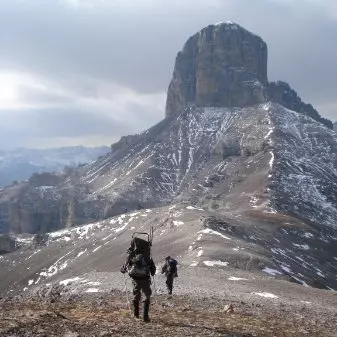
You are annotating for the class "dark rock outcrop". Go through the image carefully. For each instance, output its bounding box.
[165,22,268,117]
[334,122,337,131]
[0,235,16,254]
[268,81,333,129]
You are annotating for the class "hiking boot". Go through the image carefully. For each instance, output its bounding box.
[143,300,150,323]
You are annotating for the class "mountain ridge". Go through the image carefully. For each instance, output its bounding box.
[0,145,110,187]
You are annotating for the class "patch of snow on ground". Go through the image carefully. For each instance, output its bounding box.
[27,249,41,260]
[281,265,292,273]
[28,280,34,285]
[102,234,113,241]
[203,260,229,267]
[264,127,274,139]
[115,223,128,233]
[76,249,87,258]
[60,277,82,286]
[291,276,309,286]
[86,288,100,293]
[85,282,101,286]
[293,243,310,250]
[39,251,73,279]
[196,234,203,241]
[190,261,198,267]
[15,237,33,243]
[48,228,71,239]
[269,151,275,168]
[199,228,231,240]
[253,292,278,299]
[228,277,248,281]
[92,245,102,253]
[173,221,184,227]
[263,267,283,276]
[129,211,140,217]
[197,249,203,257]
[303,232,314,238]
[186,206,204,211]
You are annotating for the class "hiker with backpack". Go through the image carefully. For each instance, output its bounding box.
[121,236,156,322]
[161,256,178,296]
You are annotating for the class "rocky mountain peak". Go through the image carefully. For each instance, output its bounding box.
[165,22,268,117]
[165,22,332,129]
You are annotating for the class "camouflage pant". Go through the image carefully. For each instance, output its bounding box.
[132,278,152,303]
[166,274,174,294]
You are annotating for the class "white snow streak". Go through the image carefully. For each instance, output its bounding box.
[60,277,82,286]
[228,277,248,281]
[263,267,283,276]
[252,292,278,299]
[269,151,275,168]
[173,221,184,227]
[203,260,229,267]
[199,228,231,240]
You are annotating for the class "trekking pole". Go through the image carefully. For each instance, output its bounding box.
[123,273,131,313]
[152,275,158,304]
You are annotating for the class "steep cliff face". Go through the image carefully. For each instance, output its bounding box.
[165,22,268,118]
[165,22,330,129]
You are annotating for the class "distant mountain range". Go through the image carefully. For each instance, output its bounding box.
[0,146,110,187]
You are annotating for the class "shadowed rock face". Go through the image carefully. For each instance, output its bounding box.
[268,81,333,129]
[165,22,268,117]
[0,235,16,254]
[165,22,331,129]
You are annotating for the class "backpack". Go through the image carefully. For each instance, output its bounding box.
[127,237,151,278]
[166,259,177,274]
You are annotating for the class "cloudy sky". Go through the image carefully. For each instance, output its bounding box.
[0,0,336,149]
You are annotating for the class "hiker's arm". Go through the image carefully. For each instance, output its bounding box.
[120,256,131,273]
[161,264,167,274]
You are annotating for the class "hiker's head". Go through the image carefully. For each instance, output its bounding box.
[165,256,171,261]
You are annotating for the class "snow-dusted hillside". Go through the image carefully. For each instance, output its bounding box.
[1,21,337,295]
[1,200,337,297]
[0,146,110,187]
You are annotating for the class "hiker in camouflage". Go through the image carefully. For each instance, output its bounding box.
[161,256,178,296]
[121,238,156,322]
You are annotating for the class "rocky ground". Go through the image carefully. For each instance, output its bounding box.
[1,292,336,337]
[1,268,337,336]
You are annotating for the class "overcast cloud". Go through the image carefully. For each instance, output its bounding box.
[0,0,336,149]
